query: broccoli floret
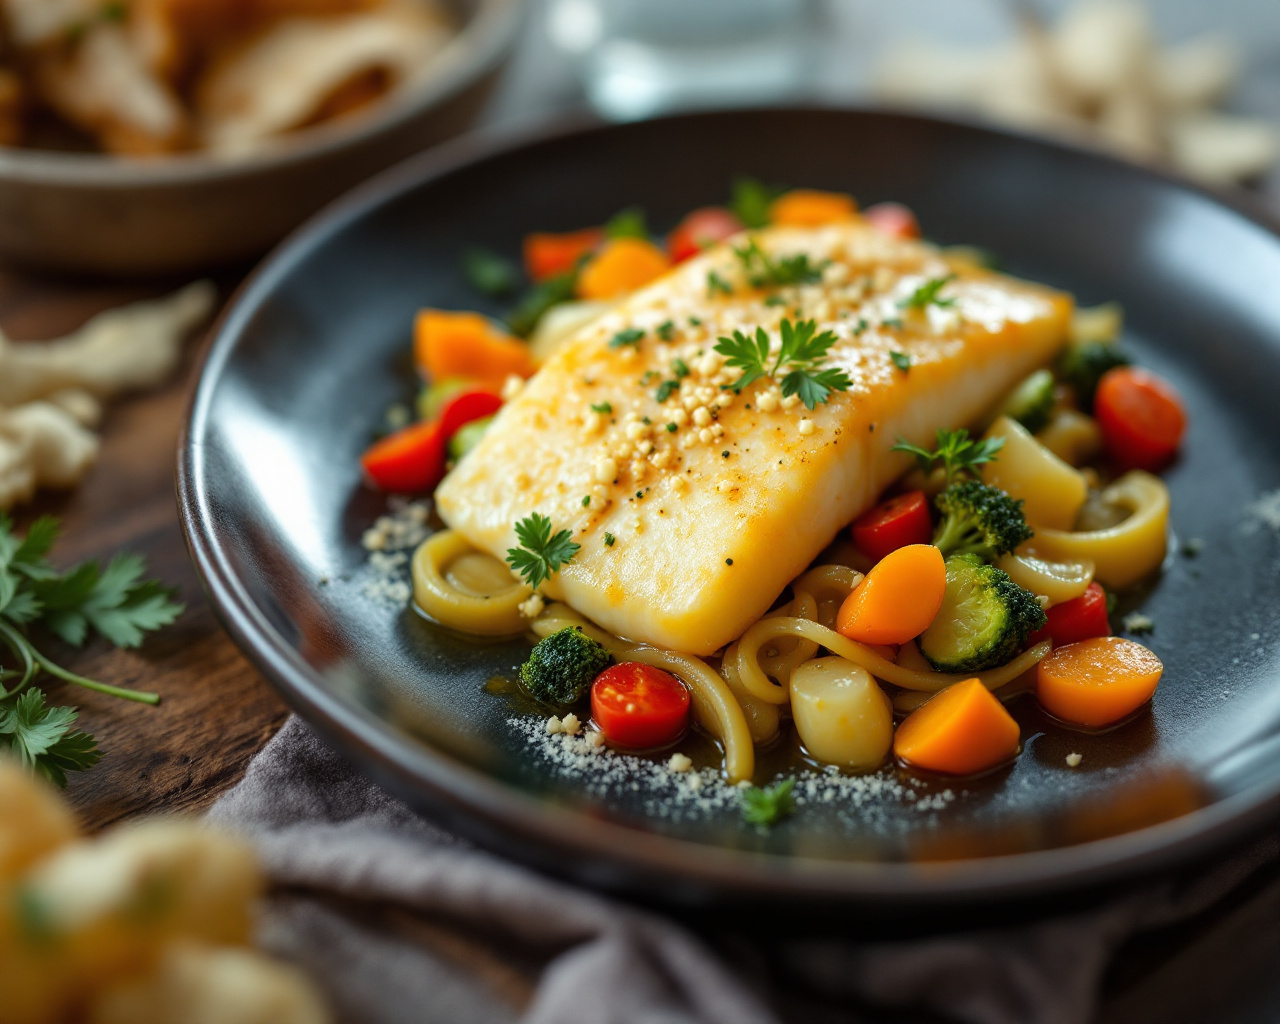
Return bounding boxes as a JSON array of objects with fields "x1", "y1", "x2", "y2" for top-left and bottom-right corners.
[
  {"x1": 1057, "y1": 341, "x2": 1131, "y2": 412},
  {"x1": 997, "y1": 369, "x2": 1055, "y2": 434},
  {"x1": 519, "y1": 627, "x2": 613, "y2": 707},
  {"x1": 918, "y1": 555, "x2": 1047, "y2": 673},
  {"x1": 932, "y1": 481, "x2": 1034, "y2": 561}
]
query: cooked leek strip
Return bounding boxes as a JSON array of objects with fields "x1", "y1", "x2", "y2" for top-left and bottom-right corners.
[
  {"x1": 1025, "y1": 470, "x2": 1169, "y2": 589},
  {"x1": 997, "y1": 553, "x2": 1094, "y2": 607},
  {"x1": 532, "y1": 603, "x2": 756, "y2": 783},
  {"x1": 734, "y1": 614, "x2": 1052, "y2": 703},
  {"x1": 412, "y1": 531, "x2": 529, "y2": 635}
]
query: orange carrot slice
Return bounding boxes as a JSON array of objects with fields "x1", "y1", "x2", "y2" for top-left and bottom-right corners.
[
  {"x1": 576, "y1": 237, "x2": 672, "y2": 300},
  {"x1": 835, "y1": 543, "x2": 945, "y2": 646},
  {"x1": 768, "y1": 189, "x2": 858, "y2": 227},
  {"x1": 1036, "y1": 636, "x2": 1163, "y2": 727},
  {"x1": 414, "y1": 310, "x2": 536, "y2": 384},
  {"x1": 894, "y1": 678, "x2": 1020, "y2": 775}
]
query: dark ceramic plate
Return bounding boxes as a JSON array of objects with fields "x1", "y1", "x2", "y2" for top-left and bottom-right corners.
[{"x1": 179, "y1": 108, "x2": 1280, "y2": 910}]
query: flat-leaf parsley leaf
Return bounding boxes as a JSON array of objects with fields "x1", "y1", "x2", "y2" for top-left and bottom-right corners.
[
  {"x1": 741, "y1": 779, "x2": 795, "y2": 827},
  {"x1": 891, "y1": 428, "x2": 1005, "y2": 485},
  {"x1": 900, "y1": 273, "x2": 958, "y2": 311},
  {"x1": 715, "y1": 318, "x2": 852, "y2": 410},
  {"x1": 506, "y1": 514, "x2": 580, "y2": 591},
  {"x1": 0, "y1": 515, "x2": 183, "y2": 786}
]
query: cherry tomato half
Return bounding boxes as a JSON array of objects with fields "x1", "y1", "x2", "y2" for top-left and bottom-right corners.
[
  {"x1": 1094, "y1": 367, "x2": 1186, "y2": 471},
  {"x1": 851, "y1": 490, "x2": 933, "y2": 563},
  {"x1": 862, "y1": 202, "x2": 921, "y2": 240},
  {"x1": 360, "y1": 419, "x2": 446, "y2": 493},
  {"x1": 1029, "y1": 582, "x2": 1112, "y2": 648},
  {"x1": 667, "y1": 207, "x2": 743, "y2": 263},
  {"x1": 591, "y1": 662, "x2": 690, "y2": 749}
]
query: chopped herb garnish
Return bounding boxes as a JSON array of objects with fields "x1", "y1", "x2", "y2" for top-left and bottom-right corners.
[
  {"x1": 590, "y1": 401, "x2": 613, "y2": 414},
  {"x1": 764, "y1": 295, "x2": 787, "y2": 307},
  {"x1": 733, "y1": 238, "x2": 826, "y2": 289},
  {"x1": 731, "y1": 177, "x2": 782, "y2": 229},
  {"x1": 721, "y1": 450, "x2": 730, "y2": 458},
  {"x1": 582, "y1": 496, "x2": 591, "y2": 507},
  {"x1": 610, "y1": 327, "x2": 645, "y2": 348},
  {"x1": 726, "y1": 558, "x2": 734, "y2": 565},
  {"x1": 666, "y1": 422, "x2": 678, "y2": 432},
  {"x1": 688, "y1": 316, "x2": 702, "y2": 326},
  {"x1": 889, "y1": 350, "x2": 912, "y2": 372},
  {"x1": 506, "y1": 513, "x2": 580, "y2": 591},
  {"x1": 0, "y1": 515, "x2": 184, "y2": 787},
  {"x1": 461, "y1": 246, "x2": 518, "y2": 297},
  {"x1": 854, "y1": 318, "x2": 869, "y2": 335},
  {"x1": 707, "y1": 270, "x2": 733, "y2": 297},
  {"x1": 656, "y1": 320, "x2": 676, "y2": 341},
  {"x1": 655, "y1": 380, "x2": 678, "y2": 402},
  {"x1": 882, "y1": 317, "x2": 904, "y2": 330},
  {"x1": 605, "y1": 206, "x2": 648, "y2": 240},
  {"x1": 672, "y1": 358, "x2": 690, "y2": 378},
  {"x1": 639, "y1": 370, "x2": 659, "y2": 385},
  {"x1": 900, "y1": 273, "x2": 958, "y2": 311},
  {"x1": 507, "y1": 270, "x2": 577, "y2": 337},
  {"x1": 891, "y1": 428, "x2": 1005, "y2": 485},
  {"x1": 604, "y1": 533, "x2": 616, "y2": 547},
  {"x1": 741, "y1": 779, "x2": 795, "y2": 827},
  {"x1": 715, "y1": 317, "x2": 853, "y2": 410}
]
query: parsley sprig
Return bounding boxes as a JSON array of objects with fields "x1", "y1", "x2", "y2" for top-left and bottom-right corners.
[
  {"x1": 506, "y1": 514, "x2": 580, "y2": 591},
  {"x1": 733, "y1": 238, "x2": 826, "y2": 289},
  {"x1": 0, "y1": 515, "x2": 184, "y2": 786},
  {"x1": 741, "y1": 779, "x2": 795, "y2": 827},
  {"x1": 715, "y1": 317, "x2": 853, "y2": 410},
  {"x1": 730, "y1": 177, "x2": 782, "y2": 229},
  {"x1": 900, "y1": 273, "x2": 958, "y2": 311},
  {"x1": 891, "y1": 428, "x2": 1005, "y2": 485}
]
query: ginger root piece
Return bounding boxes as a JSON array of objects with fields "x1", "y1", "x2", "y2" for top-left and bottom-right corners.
[
  {"x1": 0, "y1": 281, "x2": 215, "y2": 408},
  {"x1": 0, "y1": 401, "x2": 101, "y2": 509}
]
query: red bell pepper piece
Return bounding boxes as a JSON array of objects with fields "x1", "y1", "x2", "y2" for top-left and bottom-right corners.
[
  {"x1": 1029, "y1": 582, "x2": 1112, "y2": 648},
  {"x1": 439, "y1": 388, "x2": 503, "y2": 441},
  {"x1": 361, "y1": 419, "x2": 446, "y2": 493},
  {"x1": 667, "y1": 207, "x2": 743, "y2": 263},
  {"x1": 851, "y1": 490, "x2": 933, "y2": 563}
]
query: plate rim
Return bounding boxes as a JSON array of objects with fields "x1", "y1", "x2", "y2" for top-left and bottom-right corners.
[{"x1": 178, "y1": 105, "x2": 1280, "y2": 904}]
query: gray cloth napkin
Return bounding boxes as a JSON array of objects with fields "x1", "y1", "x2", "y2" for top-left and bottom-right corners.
[{"x1": 208, "y1": 717, "x2": 1279, "y2": 1024}]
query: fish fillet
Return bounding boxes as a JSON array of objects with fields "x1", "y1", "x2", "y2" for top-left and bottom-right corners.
[{"x1": 435, "y1": 222, "x2": 1072, "y2": 655}]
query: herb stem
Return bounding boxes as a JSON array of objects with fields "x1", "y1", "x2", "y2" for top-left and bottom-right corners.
[{"x1": 27, "y1": 643, "x2": 161, "y2": 705}]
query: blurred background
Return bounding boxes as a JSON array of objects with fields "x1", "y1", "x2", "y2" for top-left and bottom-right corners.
[{"x1": 491, "y1": 0, "x2": 1280, "y2": 202}]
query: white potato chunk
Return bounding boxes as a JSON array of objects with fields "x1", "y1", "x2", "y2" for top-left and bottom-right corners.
[
  {"x1": 0, "y1": 758, "x2": 78, "y2": 881},
  {"x1": 1037, "y1": 408, "x2": 1102, "y2": 467},
  {"x1": 790, "y1": 657, "x2": 893, "y2": 771},
  {"x1": 86, "y1": 943, "x2": 330, "y2": 1024},
  {"x1": 13, "y1": 821, "x2": 262, "y2": 997},
  {"x1": 982, "y1": 415, "x2": 1087, "y2": 531},
  {"x1": 530, "y1": 300, "x2": 616, "y2": 364}
]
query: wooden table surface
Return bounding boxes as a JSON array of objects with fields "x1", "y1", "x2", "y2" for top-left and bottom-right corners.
[{"x1": 3, "y1": 269, "x2": 289, "y2": 831}]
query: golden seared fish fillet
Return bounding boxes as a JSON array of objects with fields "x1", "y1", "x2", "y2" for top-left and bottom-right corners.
[{"x1": 435, "y1": 221, "x2": 1073, "y2": 655}]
